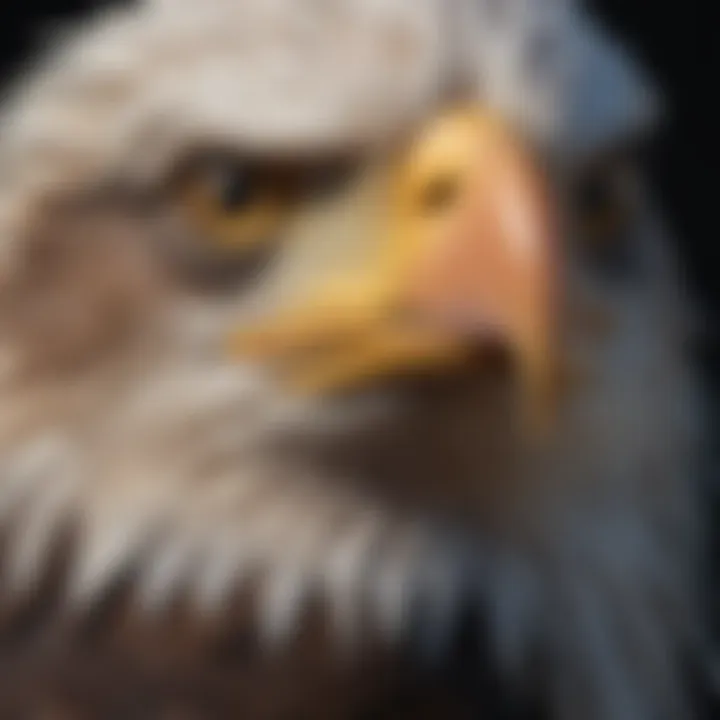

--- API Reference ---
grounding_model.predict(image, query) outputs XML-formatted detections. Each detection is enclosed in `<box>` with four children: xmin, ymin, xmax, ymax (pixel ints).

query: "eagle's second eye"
<box><xmin>578</xmin><ymin>158</ymin><xmax>638</xmax><ymax>230</ymax></box>
<box><xmin>575</xmin><ymin>156</ymin><xmax>643</xmax><ymax>279</ymax></box>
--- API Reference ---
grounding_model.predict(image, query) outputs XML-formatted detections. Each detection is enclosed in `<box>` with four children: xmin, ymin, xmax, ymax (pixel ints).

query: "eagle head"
<box><xmin>0</xmin><ymin>1</ymin><xmax>709</xmax><ymax>718</ymax></box>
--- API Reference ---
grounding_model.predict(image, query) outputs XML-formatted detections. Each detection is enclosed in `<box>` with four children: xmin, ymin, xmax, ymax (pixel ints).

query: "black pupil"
<box><xmin>214</xmin><ymin>165</ymin><xmax>257</xmax><ymax>211</ymax></box>
<box><xmin>578</xmin><ymin>172</ymin><xmax>616</xmax><ymax>219</ymax></box>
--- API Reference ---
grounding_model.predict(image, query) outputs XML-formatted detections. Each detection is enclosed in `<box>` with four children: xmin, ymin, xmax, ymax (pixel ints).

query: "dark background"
<box><xmin>0</xmin><ymin>1</ymin><xmax>717</xmax><ymax>716</ymax></box>
<box><xmin>588</xmin><ymin>0</ymin><xmax>719</xmax><ymax>383</ymax></box>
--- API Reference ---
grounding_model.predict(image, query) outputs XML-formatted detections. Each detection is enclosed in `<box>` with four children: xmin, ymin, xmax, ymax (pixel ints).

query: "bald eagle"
<box><xmin>0</xmin><ymin>0</ymin><xmax>712</xmax><ymax>718</ymax></box>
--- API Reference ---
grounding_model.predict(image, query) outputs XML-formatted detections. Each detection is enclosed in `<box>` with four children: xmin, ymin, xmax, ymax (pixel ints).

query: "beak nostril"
<box><xmin>418</xmin><ymin>174</ymin><xmax>462</xmax><ymax>216</ymax></box>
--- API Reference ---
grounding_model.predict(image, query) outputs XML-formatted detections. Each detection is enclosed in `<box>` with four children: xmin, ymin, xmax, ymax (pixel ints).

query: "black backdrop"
<box><xmin>588</xmin><ymin>0</ymin><xmax>719</xmax><ymax>383</ymax></box>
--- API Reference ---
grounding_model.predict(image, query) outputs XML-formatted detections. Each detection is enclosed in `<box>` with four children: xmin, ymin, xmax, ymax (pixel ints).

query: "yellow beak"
<box><xmin>230</xmin><ymin>108</ymin><xmax>558</xmax><ymax>425</ymax></box>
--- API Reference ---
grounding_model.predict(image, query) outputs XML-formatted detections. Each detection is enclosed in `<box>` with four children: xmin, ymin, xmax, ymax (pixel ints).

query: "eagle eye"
<box><xmin>575</xmin><ymin>156</ymin><xmax>643</xmax><ymax>279</ymax></box>
<box><xmin>177</xmin><ymin>155</ymin><xmax>295</xmax><ymax>255</ymax></box>
<box><xmin>575</xmin><ymin>157</ymin><xmax>639</xmax><ymax>243</ymax></box>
